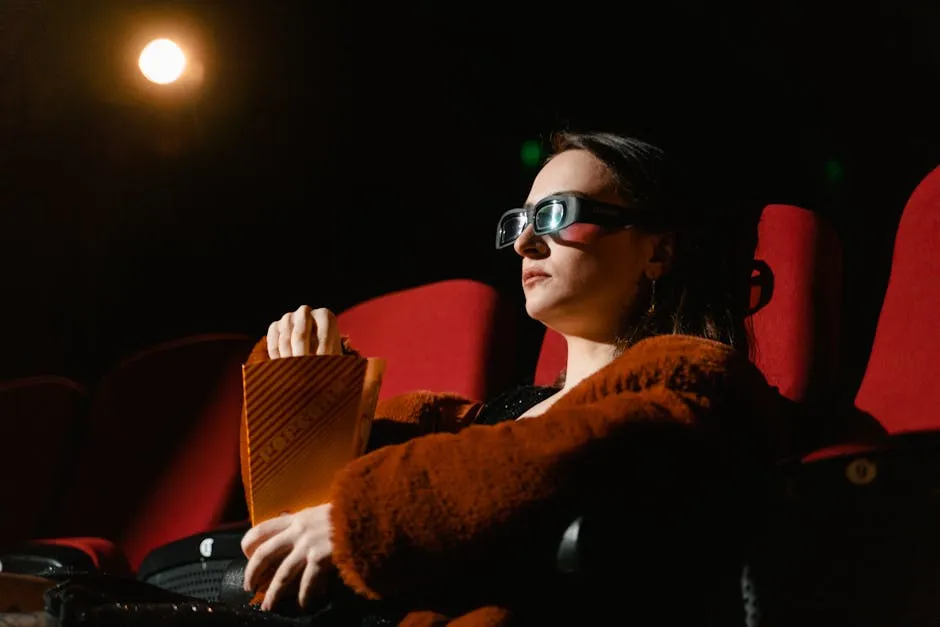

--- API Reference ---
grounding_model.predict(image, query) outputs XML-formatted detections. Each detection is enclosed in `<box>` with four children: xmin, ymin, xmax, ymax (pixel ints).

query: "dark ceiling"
<box><xmin>1</xmin><ymin>0</ymin><xmax>938</xmax><ymax>395</ymax></box>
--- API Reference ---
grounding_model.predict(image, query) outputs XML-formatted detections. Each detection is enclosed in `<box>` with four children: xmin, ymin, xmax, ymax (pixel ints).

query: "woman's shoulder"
<box><xmin>629</xmin><ymin>333</ymin><xmax>741</xmax><ymax>363</ymax></box>
<box><xmin>559</xmin><ymin>333</ymin><xmax>767</xmax><ymax>409</ymax></box>
<box><xmin>626</xmin><ymin>333</ymin><xmax>755</xmax><ymax>382</ymax></box>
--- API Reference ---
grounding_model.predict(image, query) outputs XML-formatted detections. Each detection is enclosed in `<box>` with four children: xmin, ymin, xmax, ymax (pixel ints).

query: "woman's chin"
<box><xmin>524</xmin><ymin>299</ymin><xmax>544</xmax><ymax>321</ymax></box>
<box><xmin>525</xmin><ymin>291</ymin><xmax>587</xmax><ymax>331</ymax></box>
<box><xmin>524</xmin><ymin>295</ymin><xmax>560</xmax><ymax>323</ymax></box>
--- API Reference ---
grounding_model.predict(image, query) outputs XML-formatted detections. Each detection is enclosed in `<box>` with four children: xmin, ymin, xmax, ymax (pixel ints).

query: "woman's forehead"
<box><xmin>526</xmin><ymin>150</ymin><xmax>620</xmax><ymax>206</ymax></box>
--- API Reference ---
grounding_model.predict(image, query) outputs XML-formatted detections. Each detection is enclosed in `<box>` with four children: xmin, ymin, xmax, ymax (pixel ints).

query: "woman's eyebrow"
<box><xmin>523</xmin><ymin>190</ymin><xmax>586</xmax><ymax>209</ymax></box>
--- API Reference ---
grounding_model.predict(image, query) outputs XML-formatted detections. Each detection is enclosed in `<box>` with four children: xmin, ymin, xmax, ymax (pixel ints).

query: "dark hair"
<box><xmin>550</xmin><ymin>130</ymin><xmax>758</xmax><ymax>355</ymax></box>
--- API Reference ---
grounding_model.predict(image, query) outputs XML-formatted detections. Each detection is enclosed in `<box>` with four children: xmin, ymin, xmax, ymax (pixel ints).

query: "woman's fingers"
<box><xmin>240</xmin><ymin>514</ymin><xmax>292</xmax><ymax>558</ymax></box>
<box><xmin>241</xmin><ymin>505</ymin><xmax>336</xmax><ymax>610</ymax></box>
<box><xmin>266</xmin><ymin>320</ymin><xmax>280</xmax><ymax>359</ymax></box>
<box><xmin>260</xmin><ymin>548</ymin><xmax>306</xmax><ymax>611</ymax></box>
<box><xmin>266</xmin><ymin>306</ymin><xmax>341</xmax><ymax>358</ymax></box>
<box><xmin>311</xmin><ymin>308</ymin><xmax>341</xmax><ymax>355</ymax></box>
<box><xmin>277</xmin><ymin>312</ymin><xmax>292</xmax><ymax>357</ymax></box>
<box><xmin>290</xmin><ymin>306</ymin><xmax>313</xmax><ymax>355</ymax></box>
<box><xmin>243</xmin><ymin>529</ymin><xmax>292</xmax><ymax>593</ymax></box>
<box><xmin>298</xmin><ymin>552</ymin><xmax>334</xmax><ymax>609</ymax></box>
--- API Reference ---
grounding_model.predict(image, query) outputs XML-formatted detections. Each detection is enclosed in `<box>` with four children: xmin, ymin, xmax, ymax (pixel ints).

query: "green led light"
<box><xmin>824</xmin><ymin>158</ymin><xmax>844</xmax><ymax>183</ymax></box>
<box><xmin>520</xmin><ymin>140</ymin><xmax>542</xmax><ymax>167</ymax></box>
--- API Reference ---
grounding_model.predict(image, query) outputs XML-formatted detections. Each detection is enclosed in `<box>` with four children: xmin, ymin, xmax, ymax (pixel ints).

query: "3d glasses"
<box><xmin>495</xmin><ymin>194</ymin><xmax>647</xmax><ymax>250</ymax></box>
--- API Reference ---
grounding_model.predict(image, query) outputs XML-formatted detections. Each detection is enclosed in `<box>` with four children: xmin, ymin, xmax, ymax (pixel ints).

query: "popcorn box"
<box><xmin>242</xmin><ymin>355</ymin><xmax>385</xmax><ymax>525</ymax></box>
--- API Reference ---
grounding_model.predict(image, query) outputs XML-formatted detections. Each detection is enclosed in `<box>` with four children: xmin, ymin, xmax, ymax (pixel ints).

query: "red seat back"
<box><xmin>749</xmin><ymin>204</ymin><xmax>842</xmax><ymax>402</ymax></box>
<box><xmin>59</xmin><ymin>333</ymin><xmax>254</xmax><ymax>570</ymax></box>
<box><xmin>854</xmin><ymin>167</ymin><xmax>940</xmax><ymax>433</ymax></box>
<box><xmin>535</xmin><ymin>205</ymin><xmax>843</xmax><ymax>404</ymax></box>
<box><xmin>337</xmin><ymin>279</ymin><xmax>516</xmax><ymax>401</ymax></box>
<box><xmin>0</xmin><ymin>376</ymin><xmax>87</xmax><ymax>543</ymax></box>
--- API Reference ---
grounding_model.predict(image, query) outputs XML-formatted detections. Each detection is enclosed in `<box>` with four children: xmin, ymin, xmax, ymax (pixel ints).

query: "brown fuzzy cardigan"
<box><xmin>242</xmin><ymin>335</ymin><xmax>787</xmax><ymax>626</ymax></box>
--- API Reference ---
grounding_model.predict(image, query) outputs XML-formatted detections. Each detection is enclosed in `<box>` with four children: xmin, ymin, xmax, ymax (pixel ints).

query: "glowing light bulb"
<box><xmin>138</xmin><ymin>38</ymin><xmax>186</xmax><ymax>84</ymax></box>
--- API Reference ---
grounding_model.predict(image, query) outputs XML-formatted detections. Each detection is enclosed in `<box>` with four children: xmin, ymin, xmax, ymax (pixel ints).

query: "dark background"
<box><xmin>1</xmin><ymin>0</ymin><xmax>938</xmax><ymax>402</ymax></box>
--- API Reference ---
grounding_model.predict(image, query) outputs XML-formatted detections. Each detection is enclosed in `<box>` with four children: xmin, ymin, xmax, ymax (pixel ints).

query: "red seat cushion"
<box><xmin>35</xmin><ymin>537</ymin><xmax>132</xmax><ymax>576</ymax></box>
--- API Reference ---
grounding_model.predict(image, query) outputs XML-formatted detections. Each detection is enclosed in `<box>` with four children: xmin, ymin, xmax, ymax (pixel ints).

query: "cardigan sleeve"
<box><xmin>327</xmin><ymin>338</ymin><xmax>782</xmax><ymax>601</ymax></box>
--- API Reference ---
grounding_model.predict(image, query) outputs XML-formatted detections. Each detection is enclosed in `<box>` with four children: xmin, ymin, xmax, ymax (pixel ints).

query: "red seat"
<box><xmin>756</xmin><ymin>168</ymin><xmax>940</xmax><ymax>626</ymax></box>
<box><xmin>338</xmin><ymin>279</ymin><xmax>517</xmax><ymax>401</ymax></box>
<box><xmin>749</xmin><ymin>204</ymin><xmax>842</xmax><ymax>403</ymax></box>
<box><xmin>535</xmin><ymin>204</ymin><xmax>843</xmax><ymax>406</ymax></box>
<box><xmin>0</xmin><ymin>376</ymin><xmax>87</xmax><ymax>543</ymax></box>
<box><xmin>56</xmin><ymin>333</ymin><xmax>255</xmax><ymax>571</ymax></box>
<box><xmin>854</xmin><ymin>166</ymin><xmax>940</xmax><ymax>433</ymax></box>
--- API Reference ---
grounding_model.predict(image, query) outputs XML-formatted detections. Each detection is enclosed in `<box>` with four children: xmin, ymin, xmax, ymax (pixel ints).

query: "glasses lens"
<box><xmin>534</xmin><ymin>200</ymin><xmax>566</xmax><ymax>233</ymax></box>
<box><xmin>497</xmin><ymin>212</ymin><xmax>527</xmax><ymax>247</ymax></box>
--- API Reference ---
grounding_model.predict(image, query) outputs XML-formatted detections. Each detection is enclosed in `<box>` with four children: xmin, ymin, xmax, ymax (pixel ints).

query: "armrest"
<box><xmin>0</xmin><ymin>538</ymin><xmax>131</xmax><ymax>578</ymax></box>
<box><xmin>136</xmin><ymin>522</ymin><xmax>250</xmax><ymax>601</ymax></box>
<box><xmin>555</xmin><ymin>501</ymin><xmax>754</xmax><ymax>624</ymax></box>
<box><xmin>218</xmin><ymin>556</ymin><xmax>253</xmax><ymax>605</ymax></box>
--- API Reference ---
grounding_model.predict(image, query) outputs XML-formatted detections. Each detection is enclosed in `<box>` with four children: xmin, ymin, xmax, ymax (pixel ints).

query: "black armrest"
<box><xmin>137</xmin><ymin>523</ymin><xmax>250</xmax><ymax>601</ymax></box>
<box><xmin>555</xmin><ymin>505</ymin><xmax>750</xmax><ymax>625</ymax></box>
<box><xmin>0</xmin><ymin>543</ymin><xmax>99</xmax><ymax>577</ymax></box>
<box><xmin>218</xmin><ymin>556</ymin><xmax>253</xmax><ymax>605</ymax></box>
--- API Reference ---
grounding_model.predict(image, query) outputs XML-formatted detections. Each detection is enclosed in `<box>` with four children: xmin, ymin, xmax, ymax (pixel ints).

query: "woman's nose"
<box><xmin>513</xmin><ymin>224</ymin><xmax>548</xmax><ymax>258</ymax></box>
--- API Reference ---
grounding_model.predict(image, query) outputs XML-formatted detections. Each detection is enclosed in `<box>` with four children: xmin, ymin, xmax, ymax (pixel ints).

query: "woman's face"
<box><xmin>515</xmin><ymin>149</ymin><xmax>670</xmax><ymax>341</ymax></box>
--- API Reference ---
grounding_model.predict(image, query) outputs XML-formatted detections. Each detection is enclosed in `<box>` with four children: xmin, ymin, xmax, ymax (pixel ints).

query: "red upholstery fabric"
<box><xmin>799</xmin><ymin>441</ymin><xmax>879</xmax><ymax>463</ymax></box>
<box><xmin>57</xmin><ymin>333</ymin><xmax>255</xmax><ymax>570</ymax></box>
<box><xmin>0</xmin><ymin>376</ymin><xmax>87</xmax><ymax>543</ymax></box>
<box><xmin>534</xmin><ymin>205</ymin><xmax>843</xmax><ymax>404</ymax></box>
<box><xmin>337</xmin><ymin>279</ymin><xmax>516</xmax><ymax>401</ymax></box>
<box><xmin>35</xmin><ymin>537</ymin><xmax>132</xmax><ymax>576</ymax></box>
<box><xmin>854</xmin><ymin>166</ymin><xmax>940</xmax><ymax>433</ymax></box>
<box><xmin>749</xmin><ymin>204</ymin><xmax>842</xmax><ymax>402</ymax></box>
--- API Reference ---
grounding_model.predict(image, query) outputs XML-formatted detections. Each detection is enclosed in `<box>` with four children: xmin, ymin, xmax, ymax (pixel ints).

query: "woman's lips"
<box><xmin>522</xmin><ymin>270</ymin><xmax>550</xmax><ymax>286</ymax></box>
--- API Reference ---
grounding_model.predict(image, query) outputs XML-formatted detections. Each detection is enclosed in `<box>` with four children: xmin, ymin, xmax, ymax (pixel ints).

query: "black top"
<box><xmin>475</xmin><ymin>385</ymin><xmax>559</xmax><ymax>426</ymax></box>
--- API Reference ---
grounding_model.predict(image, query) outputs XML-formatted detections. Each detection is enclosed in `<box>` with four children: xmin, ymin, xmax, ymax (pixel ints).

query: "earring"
<box><xmin>648</xmin><ymin>278</ymin><xmax>657</xmax><ymax>315</ymax></box>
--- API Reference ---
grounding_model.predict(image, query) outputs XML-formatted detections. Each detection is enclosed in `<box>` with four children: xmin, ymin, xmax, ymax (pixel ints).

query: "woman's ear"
<box><xmin>646</xmin><ymin>232</ymin><xmax>675</xmax><ymax>280</ymax></box>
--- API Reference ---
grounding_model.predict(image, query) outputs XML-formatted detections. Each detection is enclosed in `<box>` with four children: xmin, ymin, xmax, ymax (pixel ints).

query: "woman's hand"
<box><xmin>267</xmin><ymin>305</ymin><xmax>342</xmax><ymax>359</ymax></box>
<box><xmin>241</xmin><ymin>504</ymin><xmax>336</xmax><ymax>611</ymax></box>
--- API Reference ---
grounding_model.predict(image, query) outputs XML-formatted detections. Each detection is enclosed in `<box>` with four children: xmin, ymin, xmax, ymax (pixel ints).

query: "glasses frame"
<box><xmin>495</xmin><ymin>194</ymin><xmax>645</xmax><ymax>250</ymax></box>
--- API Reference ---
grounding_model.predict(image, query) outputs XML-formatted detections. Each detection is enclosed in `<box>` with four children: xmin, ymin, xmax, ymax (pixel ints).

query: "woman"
<box><xmin>240</xmin><ymin>131</ymin><xmax>787</xmax><ymax>626</ymax></box>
